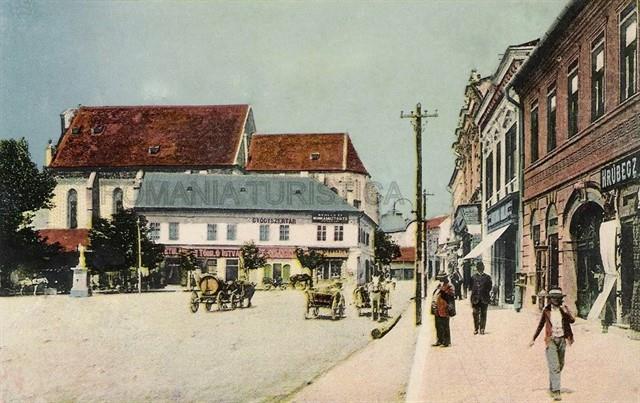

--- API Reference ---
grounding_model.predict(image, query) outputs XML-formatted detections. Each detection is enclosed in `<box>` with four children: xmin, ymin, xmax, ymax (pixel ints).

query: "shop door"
<box><xmin>504</xmin><ymin>228</ymin><xmax>516</xmax><ymax>304</ymax></box>
<box><xmin>225</xmin><ymin>259</ymin><xmax>239</xmax><ymax>281</ymax></box>
<box><xmin>548</xmin><ymin>234</ymin><xmax>559</xmax><ymax>289</ymax></box>
<box><xmin>571</xmin><ymin>203</ymin><xmax>604</xmax><ymax>319</ymax></box>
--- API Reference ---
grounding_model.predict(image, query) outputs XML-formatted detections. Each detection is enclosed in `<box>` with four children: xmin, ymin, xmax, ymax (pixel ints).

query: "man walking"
<box><xmin>529</xmin><ymin>288</ymin><xmax>575</xmax><ymax>401</ymax></box>
<box><xmin>470</xmin><ymin>261</ymin><xmax>491</xmax><ymax>335</ymax></box>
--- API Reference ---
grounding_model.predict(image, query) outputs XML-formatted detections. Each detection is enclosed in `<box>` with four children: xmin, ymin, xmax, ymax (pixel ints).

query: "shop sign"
<box><xmin>312</xmin><ymin>212</ymin><xmax>349</xmax><ymax>224</ymax></box>
<box><xmin>487</xmin><ymin>194</ymin><xmax>519</xmax><ymax>232</ymax></box>
<box><xmin>309</xmin><ymin>248</ymin><xmax>349</xmax><ymax>258</ymax></box>
<box><xmin>601</xmin><ymin>152</ymin><xmax>640</xmax><ymax>191</ymax></box>
<box><xmin>250</xmin><ymin>217</ymin><xmax>297</xmax><ymax>224</ymax></box>
<box><xmin>164</xmin><ymin>246</ymin><xmax>240</xmax><ymax>258</ymax></box>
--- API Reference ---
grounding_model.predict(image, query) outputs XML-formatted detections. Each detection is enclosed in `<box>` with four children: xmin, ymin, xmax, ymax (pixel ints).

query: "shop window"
<box><xmin>591</xmin><ymin>33</ymin><xmax>605</xmax><ymax>121</ymax></box>
<box><xmin>263</xmin><ymin>264</ymin><xmax>272</xmax><ymax>280</ymax></box>
<box><xmin>282</xmin><ymin>264</ymin><xmax>291</xmax><ymax>281</ymax></box>
<box><xmin>259</xmin><ymin>224</ymin><xmax>269</xmax><ymax>241</ymax></box>
<box><xmin>567</xmin><ymin>60</ymin><xmax>579</xmax><ymax>137</ymax></box>
<box><xmin>169</xmin><ymin>222</ymin><xmax>179</xmax><ymax>240</ymax></box>
<box><xmin>113</xmin><ymin>188</ymin><xmax>124</xmax><ymax>215</ymax></box>
<box><xmin>205</xmin><ymin>259</ymin><xmax>217</xmax><ymax>275</ymax></box>
<box><xmin>620</xmin><ymin>3</ymin><xmax>638</xmax><ymax>101</ymax></box>
<box><xmin>67</xmin><ymin>189</ymin><xmax>77</xmax><ymax>229</ymax></box>
<box><xmin>279</xmin><ymin>224</ymin><xmax>290</xmax><ymax>241</ymax></box>
<box><xmin>227</xmin><ymin>224</ymin><xmax>237</xmax><ymax>241</ymax></box>
<box><xmin>225</xmin><ymin>259</ymin><xmax>239</xmax><ymax>281</ymax></box>
<box><xmin>207</xmin><ymin>224</ymin><xmax>217</xmax><ymax>241</ymax></box>
<box><xmin>530</xmin><ymin>103</ymin><xmax>539</xmax><ymax>163</ymax></box>
<box><xmin>547</xmin><ymin>85</ymin><xmax>557</xmax><ymax>152</ymax></box>
<box><xmin>334</xmin><ymin>225</ymin><xmax>344</xmax><ymax>241</ymax></box>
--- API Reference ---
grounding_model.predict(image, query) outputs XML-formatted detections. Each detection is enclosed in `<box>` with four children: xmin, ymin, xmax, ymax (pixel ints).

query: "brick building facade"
<box><xmin>513</xmin><ymin>0</ymin><xmax>639</xmax><ymax>334</ymax></box>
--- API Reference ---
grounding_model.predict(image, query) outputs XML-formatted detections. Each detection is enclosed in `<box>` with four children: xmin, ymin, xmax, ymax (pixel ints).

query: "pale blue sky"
<box><xmin>0</xmin><ymin>0</ymin><xmax>568</xmax><ymax>217</ymax></box>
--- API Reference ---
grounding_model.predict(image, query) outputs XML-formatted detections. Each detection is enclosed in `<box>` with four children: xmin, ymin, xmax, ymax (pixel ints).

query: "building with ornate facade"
<box><xmin>449</xmin><ymin>71</ymin><xmax>492</xmax><ymax>288</ymax></box>
<box><xmin>513</xmin><ymin>0</ymin><xmax>639</xmax><ymax>336</ymax></box>
<box><xmin>463</xmin><ymin>41</ymin><xmax>538</xmax><ymax>308</ymax></box>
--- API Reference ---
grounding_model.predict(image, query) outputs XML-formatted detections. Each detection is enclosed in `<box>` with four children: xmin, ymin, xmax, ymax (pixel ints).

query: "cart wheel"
<box><xmin>189</xmin><ymin>292</ymin><xmax>199</xmax><ymax>313</ymax></box>
<box><xmin>295</xmin><ymin>282</ymin><xmax>306</xmax><ymax>291</ymax></box>
<box><xmin>205</xmin><ymin>301</ymin><xmax>215</xmax><ymax>312</ymax></box>
<box><xmin>217</xmin><ymin>293</ymin><xmax>224</xmax><ymax>311</ymax></box>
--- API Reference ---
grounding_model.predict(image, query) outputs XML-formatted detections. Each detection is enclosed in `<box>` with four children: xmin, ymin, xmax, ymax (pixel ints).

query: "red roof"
<box><xmin>38</xmin><ymin>229</ymin><xmax>90</xmax><ymax>252</ymax></box>
<box><xmin>50</xmin><ymin>105</ymin><xmax>250</xmax><ymax>168</ymax></box>
<box><xmin>393</xmin><ymin>247</ymin><xmax>415</xmax><ymax>262</ymax></box>
<box><xmin>246</xmin><ymin>133</ymin><xmax>369</xmax><ymax>175</ymax></box>
<box><xmin>426</xmin><ymin>215</ymin><xmax>448</xmax><ymax>229</ymax></box>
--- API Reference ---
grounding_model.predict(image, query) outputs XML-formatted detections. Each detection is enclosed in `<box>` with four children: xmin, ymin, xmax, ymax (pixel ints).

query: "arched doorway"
<box><xmin>570</xmin><ymin>202</ymin><xmax>604</xmax><ymax>319</ymax></box>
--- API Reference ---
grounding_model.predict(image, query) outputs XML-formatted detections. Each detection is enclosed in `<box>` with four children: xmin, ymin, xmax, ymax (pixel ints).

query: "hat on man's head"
<box><xmin>435</xmin><ymin>272</ymin><xmax>448</xmax><ymax>281</ymax></box>
<box><xmin>547</xmin><ymin>288</ymin><xmax>566</xmax><ymax>299</ymax></box>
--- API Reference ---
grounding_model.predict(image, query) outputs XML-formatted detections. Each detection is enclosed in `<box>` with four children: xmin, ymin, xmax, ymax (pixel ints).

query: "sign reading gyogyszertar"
<box><xmin>311</xmin><ymin>212</ymin><xmax>349</xmax><ymax>224</ymax></box>
<box><xmin>601</xmin><ymin>151</ymin><xmax>640</xmax><ymax>192</ymax></box>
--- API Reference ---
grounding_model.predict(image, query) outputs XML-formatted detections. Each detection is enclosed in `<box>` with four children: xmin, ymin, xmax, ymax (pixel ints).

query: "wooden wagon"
<box><xmin>189</xmin><ymin>274</ymin><xmax>242</xmax><ymax>313</ymax></box>
<box><xmin>304</xmin><ymin>287</ymin><xmax>345</xmax><ymax>320</ymax></box>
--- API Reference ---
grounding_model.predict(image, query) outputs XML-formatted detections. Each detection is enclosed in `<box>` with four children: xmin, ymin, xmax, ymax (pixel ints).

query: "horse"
<box><xmin>18</xmin><ymin>277</ymin><xmax>49</xmax><ymax>296</ymax></box>
<box><xmin>235</xmin><ymin>281</ymin><xmax>256</xmax><ymax>307</ymax></box>
<box><xmin>289</xmin><ymin>273</ymin><xmax>312</xmax><ymax>289</ymax></box>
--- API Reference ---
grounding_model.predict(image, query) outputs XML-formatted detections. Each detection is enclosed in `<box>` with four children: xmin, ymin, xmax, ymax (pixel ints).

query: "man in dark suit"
<box><xmin>470</xmin><ymin>261</ymin><xmax>492</xmax><ymax>335</ymax></box>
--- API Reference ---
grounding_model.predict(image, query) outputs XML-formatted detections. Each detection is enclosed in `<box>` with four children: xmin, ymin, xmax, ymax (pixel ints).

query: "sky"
<box><xmin>0</xmin><ymin>0</ymin><xmax>568</xmax><ymax>218</ymax></box>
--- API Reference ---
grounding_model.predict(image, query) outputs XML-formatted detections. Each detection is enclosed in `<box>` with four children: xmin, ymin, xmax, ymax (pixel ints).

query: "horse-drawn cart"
<box><xmin>353</xmin><ymin>277</ymin><xmax>392</xmax><ymax>321</ymax></box>
<box><xmin>189</xmin><ymin>274</ymin><xmax>255</xmax><ymax>313</ymax></box>
<box><xmin>304</xmin><ymin>286</ymin><xmax>345</xmax><ymax>320</ymax></box>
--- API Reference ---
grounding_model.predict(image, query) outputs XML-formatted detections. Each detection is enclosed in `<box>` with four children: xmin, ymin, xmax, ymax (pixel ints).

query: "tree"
<box><xmin>240</xmin><ymin>241</ymin><xmax>268</xmax><ymax>281</ymax></box>
<box><xmin>88</xmin><ymin>210</ymin><xmax>164</xmax><ymax>284</ymax></box>
<box><xmin>295</xmin><ymin>247</ymin><xmax>327</xmax><ymax>288</ymax></box>
<box><xmin>374</xmin><ymin>228</ymin><xmax>401</xmax><ymax>275</ymax></box>
<box><xmin>0</xmin><ymin>138</ymin><xmax>58</xmax><ymax>283</ymax></box>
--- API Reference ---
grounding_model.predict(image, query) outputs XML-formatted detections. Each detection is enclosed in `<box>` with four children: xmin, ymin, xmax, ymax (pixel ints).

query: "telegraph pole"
<box><xmin>401</xmin><ymin>103</ymin><xmax>438</xmax><ymax>326</ymax></box>
<box><xmin>423</xmin><ymin>190</ymin><xmax>434</xmax><ymax>296</ymax></box>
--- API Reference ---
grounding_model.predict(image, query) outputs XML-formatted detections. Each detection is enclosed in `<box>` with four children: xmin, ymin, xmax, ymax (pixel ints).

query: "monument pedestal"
<box><xmin>70</xmin><ymin>266</ymin><xmax>89</xmax><ymax>297</ymax></box>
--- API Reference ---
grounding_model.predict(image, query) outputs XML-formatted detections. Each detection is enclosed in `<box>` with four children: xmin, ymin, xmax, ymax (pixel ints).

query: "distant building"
<box><xmin>512</xmin><ymin>0</ymin><xmax>639</xmax><ymax>335</ymax></box>
<box><xmin>380</xmin><ymin>210</ymin><xmax>416</xmax><ymax>280</ymax></box>
<box><xmin>246</xmin><ymin>133</ymin><xmax>379</xmax><ymax>224</ymax></box>
<box><xmin>135</xmin><ymin>173</ymin><xmax>376</xmax><ymax>285</ymax></box>
<box><xmin>425</xmin><ymin>215</ymin><xmax>448</xmax><ymax>279</ymax></box>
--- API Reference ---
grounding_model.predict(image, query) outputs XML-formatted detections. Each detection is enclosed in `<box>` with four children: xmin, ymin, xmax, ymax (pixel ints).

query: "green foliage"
<box><xmin>88</xmin><ymin>210</ymin><xmax>164</xmax><ymax>277</ymax></box>
<box><xmin>240</xmin><ymin>241</ymin><xmax>268</xmax><ymax>280</ymax></box>
<box><xmin>374</xmin><ymin>228</ymin><xmax>401</xmax><ymax>268</ymax></box>
<box><xmin>295</xmin><ymin>247</ymin><xmax>327</xmax><ymax>287</ymax></box>
<box><xmin>0</xmin><ymin>138</ymin><xmax>58</xmax><ymax>278</ymax></box>
<box><xmin>179</xmin><ymin>250</ymin><xmax>198</xmax><ymax>272</ymax></box>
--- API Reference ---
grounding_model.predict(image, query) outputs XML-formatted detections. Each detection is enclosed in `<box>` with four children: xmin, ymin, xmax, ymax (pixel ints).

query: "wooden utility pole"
<box><xmin>401</xmin><ymin>103</ymin><xmax>438</xmax><ymax>326</ymax></box>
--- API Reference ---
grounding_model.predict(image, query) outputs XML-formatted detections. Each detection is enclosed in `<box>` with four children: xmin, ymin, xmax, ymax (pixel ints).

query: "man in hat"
<box><xmin>470</xmin><ymin>261</ymin><xmax>492</xmax><ymax>334</ymax></box>
<box><xmin>529</xmin><ymin>288</ymin><xmax>575</xmax><ymax>401</ymax></box>
<box><xmin>431</xmin><ymin>273</ymin><xmax>455</xmax><ymax>347</ymax></box>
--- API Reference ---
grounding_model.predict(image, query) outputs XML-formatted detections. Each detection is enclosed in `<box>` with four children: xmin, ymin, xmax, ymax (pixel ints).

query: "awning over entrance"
<box><xmin>587</xmin><ymin>220</ymin><xmax>620</xmax><ymax>321</ymax></box>
<box><xmin>461</xmin><ymin>224</ymin><xmax>511</xmax><ymax>260</ymax></box>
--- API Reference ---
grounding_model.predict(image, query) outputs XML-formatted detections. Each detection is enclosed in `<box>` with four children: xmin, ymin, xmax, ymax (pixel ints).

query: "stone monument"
<box><xmin>70</xmin><ymin>243</ymin><xmax>90</xmax><ymax>297</ymax></box>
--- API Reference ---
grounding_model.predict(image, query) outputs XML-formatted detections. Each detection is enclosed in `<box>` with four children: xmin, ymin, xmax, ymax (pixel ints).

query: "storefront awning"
<box><xmin>461</xmin><ymin>224</ymin><xmax>511</xmax><ymax>260</ymax></box>
<box><xmin>587</xmin><ymin>220</ymin><xmax>620</xmax><ymax>321</ymax></box>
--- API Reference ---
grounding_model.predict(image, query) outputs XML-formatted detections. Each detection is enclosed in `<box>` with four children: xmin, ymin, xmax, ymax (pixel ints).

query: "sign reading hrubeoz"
<box><xmin>601</xmin><ymin>151</ymin><xmax>640</xmax><ymax>191</ymax></box>
<box><xmin>311</xmin><ymin>212</ymin><xmax>349</xmax><ymax>224</ymax></box>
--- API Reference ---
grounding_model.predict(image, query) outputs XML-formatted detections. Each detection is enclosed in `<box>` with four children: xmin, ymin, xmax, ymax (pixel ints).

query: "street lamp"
<box><xmin>392</xmin><ymin>197</ymin><xmax>414</xmax><ymax>214</ymax></box>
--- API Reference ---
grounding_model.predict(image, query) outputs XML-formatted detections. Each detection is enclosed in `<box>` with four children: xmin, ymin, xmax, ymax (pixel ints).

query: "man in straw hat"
<box><xmin>431</xmin><ymin>272</ymin><xmax>455</xmax><ymax>347</ymax></box>
<box><xmin>529</xmin><ymin>288</ymin><xmax>575</xmax><ymax>401</ymax></box>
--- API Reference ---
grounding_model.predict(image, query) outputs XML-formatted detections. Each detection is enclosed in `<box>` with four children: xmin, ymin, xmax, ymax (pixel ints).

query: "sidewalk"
<box><xmin>406</xmin><ymin>293</ymin><xmax>640</xmax><ymax>403</ymax></box>
<box><xmin>289</xmin><ymin>286</ymin><xmax>419</xmax><ymax>403</ymax></box>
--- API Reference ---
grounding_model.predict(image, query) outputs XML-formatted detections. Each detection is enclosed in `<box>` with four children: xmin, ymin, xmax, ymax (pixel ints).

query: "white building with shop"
<box><xmin>135</xmin><ymin>173</ymin><xmax>376</xmax><ymax>286</ymax></box>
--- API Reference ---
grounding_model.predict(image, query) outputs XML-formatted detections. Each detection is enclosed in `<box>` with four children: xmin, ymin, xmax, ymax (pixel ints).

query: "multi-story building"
<box><xmin>246</xmin><ymin>133</ymin><xmax>379</xmax><ymax>224</ymax></box>
<box><xmin>465</xmin><ymin>41</ymin><xmax>537</xmax><ymax>307</ymax></box>
<box><xmin>425</xmin><ymin>215</ymin><xmax>448</xmax><ymax>279</ymax></box>
<box><xmin>513</xmin><ymin>0</ymin><xmax>639</xmax><ymax>335</ymax></box>
<box><xmin>449</xmin><ymin>70</ymin><xmax>492</xmax><ymax>288</ymax></box>
<box><xmin>135</xmin><ymin>173</ymin><xmax>376</xmax><ymax>285</ymax></box>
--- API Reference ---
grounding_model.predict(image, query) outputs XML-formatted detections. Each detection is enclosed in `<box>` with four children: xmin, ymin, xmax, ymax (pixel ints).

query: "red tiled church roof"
<box><xmin>50</xmin><ymin>105</ymin><xmax>250</xmax><ymax>168</ymax></box>
<box><xmin>393</xmin><ymin>247</ymin><xmax>415</xmax><ymax>262</ymax></box>
<box><xmin>246</xmin><ymin>133</ymin><xmax>369</xmax><ymax>175</ymax></box>
<box><xmin>38</xmin><ymin>229</ymin><xmax>89</xmax><ymax>252</ymax></box>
